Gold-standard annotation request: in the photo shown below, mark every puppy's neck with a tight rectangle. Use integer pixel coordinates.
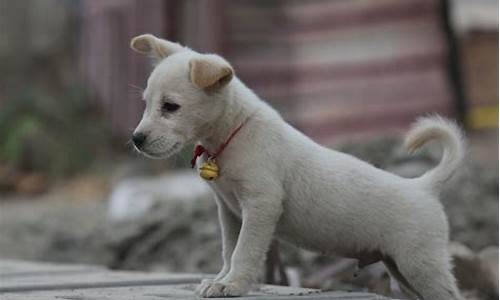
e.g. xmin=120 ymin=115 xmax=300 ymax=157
xmin=201 ymin=107 xmax=249 ymax=154
xmin=200 ymin=83 xmax=256 ymax=153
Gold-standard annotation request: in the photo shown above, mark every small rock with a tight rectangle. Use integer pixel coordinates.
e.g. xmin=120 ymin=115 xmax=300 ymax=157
xmin=15 ymin=173 xmax=47 ymax=195
xmin=107 ymin=170 xmax=211 ymax=222
xmin=450 ymin=242 xmax=499 ymax=299
xmin=478 ymin=246 xmax=499 ymax=294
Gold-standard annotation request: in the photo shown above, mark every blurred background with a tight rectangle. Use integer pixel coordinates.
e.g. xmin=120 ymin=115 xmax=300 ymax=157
xmin=0 ymin=0 xmax=498 ymax=299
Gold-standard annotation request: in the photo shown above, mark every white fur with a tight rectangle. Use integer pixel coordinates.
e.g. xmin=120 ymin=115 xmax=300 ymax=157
xmin=130 ymin=34 xmax=465 ymax=300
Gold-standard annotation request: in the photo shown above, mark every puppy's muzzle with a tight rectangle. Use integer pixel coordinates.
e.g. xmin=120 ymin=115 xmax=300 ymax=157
xmin=132 ymin=132 xmax=147 ymax=149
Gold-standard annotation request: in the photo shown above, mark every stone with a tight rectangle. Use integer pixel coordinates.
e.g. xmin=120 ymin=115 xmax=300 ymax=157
xmin=449 ymin=242 xmax=499 ymax=299
xmin=478 ymin=246 xmax=499 ymax=295
xmin=107 ymin=171 xmax=210 ymax=222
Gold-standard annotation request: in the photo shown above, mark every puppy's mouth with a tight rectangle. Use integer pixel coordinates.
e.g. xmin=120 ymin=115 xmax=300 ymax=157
xmin=140 ymin=142 xmax=182 ymax=159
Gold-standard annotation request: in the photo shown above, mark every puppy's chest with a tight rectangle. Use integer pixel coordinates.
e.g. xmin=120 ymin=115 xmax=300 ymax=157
xmin=196 ymin=153 xmax=251 ymax=217
xmin=210 ymin=179 xmax=243 ymax=217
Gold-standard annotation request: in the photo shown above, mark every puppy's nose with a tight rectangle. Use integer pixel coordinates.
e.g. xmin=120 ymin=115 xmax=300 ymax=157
xmin=132 ymin=133 xmax=147 ymax=148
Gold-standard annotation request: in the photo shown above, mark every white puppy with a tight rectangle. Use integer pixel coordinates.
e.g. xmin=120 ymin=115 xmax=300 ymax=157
xmin=130 ymin=34 xmax=465 ymax=300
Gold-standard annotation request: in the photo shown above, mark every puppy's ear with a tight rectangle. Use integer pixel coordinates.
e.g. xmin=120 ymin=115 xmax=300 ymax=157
xmin=130 ymin=34 xmax=183 ymax=61
xmin=189 ymin=55 xmax=234 ymax=90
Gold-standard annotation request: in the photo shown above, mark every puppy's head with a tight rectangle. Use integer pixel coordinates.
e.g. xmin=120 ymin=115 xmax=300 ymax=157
xmin=130 ymin=34 xmax=234 ymax=159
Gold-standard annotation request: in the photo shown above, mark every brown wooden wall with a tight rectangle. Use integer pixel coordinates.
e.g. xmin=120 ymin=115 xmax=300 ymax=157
xmin=79 ymin=0 xmax=169 ymax=134
xmin=225 ymin=0 xmax=456 ymax=144
xmin=80 ymin=0 xmax=459 ymax=144
xmin=459 ymin=31 xmax=498 ymax=129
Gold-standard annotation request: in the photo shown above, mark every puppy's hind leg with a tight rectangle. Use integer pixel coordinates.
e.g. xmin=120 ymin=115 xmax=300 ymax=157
xmin=393 ymin=248 xmax=463 ymax=300
xmin=383 ymin=257 xmax=422 ymax=299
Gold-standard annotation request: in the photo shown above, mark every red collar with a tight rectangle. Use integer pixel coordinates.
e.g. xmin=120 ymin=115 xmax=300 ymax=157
xmin=191 ymin=117 xmax=250 ymax=168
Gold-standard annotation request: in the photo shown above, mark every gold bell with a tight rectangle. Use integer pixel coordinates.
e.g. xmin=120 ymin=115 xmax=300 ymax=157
xmin=199 ymin=160 xmax=219 ymax=180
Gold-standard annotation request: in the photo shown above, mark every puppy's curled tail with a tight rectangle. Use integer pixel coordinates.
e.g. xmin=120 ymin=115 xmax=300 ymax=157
xmin=404 ymin=116 xmax=465 ymax=193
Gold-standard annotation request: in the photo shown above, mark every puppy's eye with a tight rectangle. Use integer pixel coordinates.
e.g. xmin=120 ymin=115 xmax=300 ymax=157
xmin=161 ymin=102 xmax=180 ymax=113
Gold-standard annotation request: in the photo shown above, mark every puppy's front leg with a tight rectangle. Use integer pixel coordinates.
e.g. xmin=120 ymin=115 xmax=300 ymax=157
xmin=201 ymin=197 xmax=282 ymax=297
xmin=196 ymin=196 xmax=241 ymax=296
xmin=214 ymin=197 xmax=241 ymax=280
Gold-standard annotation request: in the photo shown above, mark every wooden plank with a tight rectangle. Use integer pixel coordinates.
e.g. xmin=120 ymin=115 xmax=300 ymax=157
xmin=0 ymin=284 xmax=390 ymax=300
xmin=0 ymin=260 xmax=396 ymax=299
xmin=0 ymin=270 xmax=204 ymax=293
xmin=0 ymin=259 xmax=104 ymax=277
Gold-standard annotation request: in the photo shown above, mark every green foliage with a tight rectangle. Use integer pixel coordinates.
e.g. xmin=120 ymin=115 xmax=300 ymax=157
xmin=0 ymin=86 xmax=112 ymax=177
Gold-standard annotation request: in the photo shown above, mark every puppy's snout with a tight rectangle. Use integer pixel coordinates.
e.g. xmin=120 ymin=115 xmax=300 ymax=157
xmin=132 ymin=133 xmax=147 ymax=149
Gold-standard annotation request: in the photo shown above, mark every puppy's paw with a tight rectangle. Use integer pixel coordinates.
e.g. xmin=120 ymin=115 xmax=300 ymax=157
xmin=195 ymin=278 xmax=214 ymax=296
xmin=198 ymin=280 xmax=250 ymax=298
